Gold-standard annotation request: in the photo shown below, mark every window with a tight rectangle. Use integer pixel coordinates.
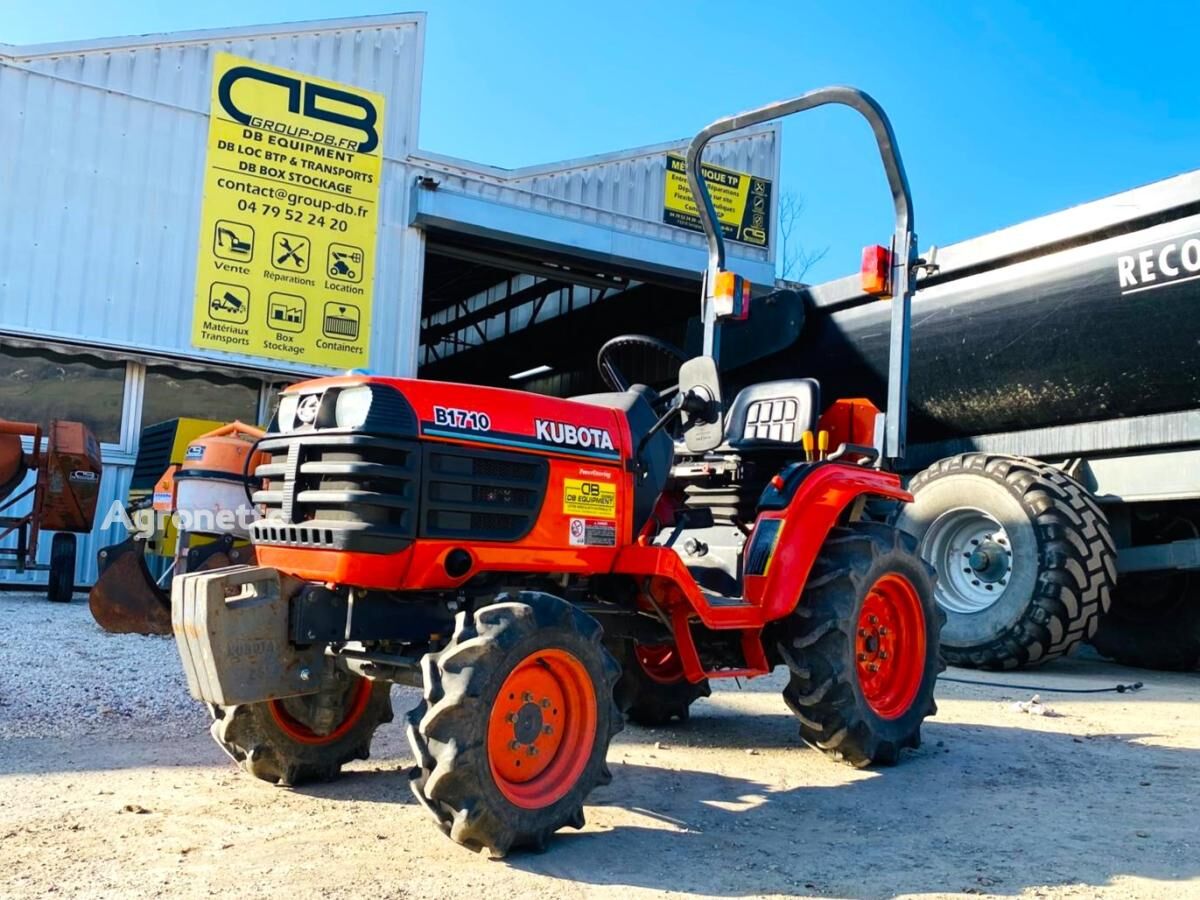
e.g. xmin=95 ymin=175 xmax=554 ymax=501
xmin=0 ymin=345 xmax=126 ymax=443
xmin=141 ymin=366 xmax=262 ymax=429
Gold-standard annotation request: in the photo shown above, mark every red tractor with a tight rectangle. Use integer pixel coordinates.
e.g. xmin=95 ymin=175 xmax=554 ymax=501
xmin=173 ymin=88 xmax=943 ymax=857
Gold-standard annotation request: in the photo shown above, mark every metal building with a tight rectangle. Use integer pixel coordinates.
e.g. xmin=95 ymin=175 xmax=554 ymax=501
xmin=0 ymin=13 xmax=780 ymax=583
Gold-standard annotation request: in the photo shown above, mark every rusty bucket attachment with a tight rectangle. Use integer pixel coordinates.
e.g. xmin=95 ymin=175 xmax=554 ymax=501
xmin=89 ymin=534 xmax=257 ymax=636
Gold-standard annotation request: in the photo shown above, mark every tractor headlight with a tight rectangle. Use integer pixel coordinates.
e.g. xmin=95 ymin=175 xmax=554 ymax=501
xmin=334 ymin=385 xmax=373 ymax=430
xmin=277 ymin=394 xmax=299 ymax=432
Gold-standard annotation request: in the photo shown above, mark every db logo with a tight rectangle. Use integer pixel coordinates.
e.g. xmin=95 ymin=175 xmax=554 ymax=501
xmin=217 ymin=64 xmax=380 ymax=153
xmin=580 ymin=482 xmax=601 ymax=496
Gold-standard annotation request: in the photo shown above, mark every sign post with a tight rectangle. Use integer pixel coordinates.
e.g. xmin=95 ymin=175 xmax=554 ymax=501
xmin=191 ymin=53 xmax=386 ymax=369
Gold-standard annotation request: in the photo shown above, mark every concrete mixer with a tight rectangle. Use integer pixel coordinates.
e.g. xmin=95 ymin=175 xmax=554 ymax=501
xmin=89 ymin=421 xmax=264 ymax=634
xmin=0 ymin=418 xmax=102 ymax=601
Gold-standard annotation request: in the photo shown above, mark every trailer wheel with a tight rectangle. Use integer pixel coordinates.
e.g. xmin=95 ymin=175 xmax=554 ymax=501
xmin=407 ymin=592 xmax=621 ymax=857
xmin=1090 ymin=572 xmax=1199 ymax=671
xmin=896 ymin=454 xmax=1116 ymax=670
xmin=609 ymin=638 xmax=711 ymax=725
xmin=210 ymin=674 xmax=393 ymax=786
xmin=776 ymin=523 xmax=942 ymax=768
xmin=47 ymin=533 xmax=76 ymax=603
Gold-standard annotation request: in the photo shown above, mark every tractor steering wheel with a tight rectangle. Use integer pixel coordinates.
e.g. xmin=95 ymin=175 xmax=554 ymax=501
xmin=596 ymin=334 xmax=688 ymax=412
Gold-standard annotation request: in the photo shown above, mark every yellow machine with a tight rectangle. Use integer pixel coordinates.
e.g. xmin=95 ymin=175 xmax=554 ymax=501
xmin=89 ymin=419 xmax=264 ymax=634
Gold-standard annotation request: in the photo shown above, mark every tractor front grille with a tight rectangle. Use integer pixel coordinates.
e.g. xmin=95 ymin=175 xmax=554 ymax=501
xmin=420 ymin=446 xmax=548 ymax=542
xmin=251 ymin=433 xmax=418 ymax=553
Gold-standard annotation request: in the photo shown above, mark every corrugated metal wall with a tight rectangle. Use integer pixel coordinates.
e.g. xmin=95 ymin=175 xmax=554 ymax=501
xmin=508 ymin=127 xmax=778 ymax=266
xmin=409 ymin=125 xmax=779 ymax=268
xmin=0 ymin=15 xmax=426 ymax=379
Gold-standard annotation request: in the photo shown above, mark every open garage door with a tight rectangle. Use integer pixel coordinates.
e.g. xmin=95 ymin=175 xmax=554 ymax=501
xmin=418 ymin=229 xmax=698 ymax=396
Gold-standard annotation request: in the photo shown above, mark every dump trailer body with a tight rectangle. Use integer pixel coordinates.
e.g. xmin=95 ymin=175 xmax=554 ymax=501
xmin=733 ymin=169 xmax=1200 ymax=462
xmin=717 ymin=168 xmax=1200 ymax=671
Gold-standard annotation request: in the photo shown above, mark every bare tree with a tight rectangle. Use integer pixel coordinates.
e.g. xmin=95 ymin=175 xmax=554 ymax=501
xmin=777 ymin=191 xmax=828 ymax=282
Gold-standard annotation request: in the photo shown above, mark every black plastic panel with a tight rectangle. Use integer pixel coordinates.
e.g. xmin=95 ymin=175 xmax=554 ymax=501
xmin=252 ymin=433 xmax=419 ymax=553
xmin=419 ymin=445 xmax=548 ymax=542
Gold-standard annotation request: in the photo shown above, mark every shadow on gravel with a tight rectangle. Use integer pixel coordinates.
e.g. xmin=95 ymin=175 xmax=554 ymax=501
xmin=510 ymin=721 xmax=1200 ymax=898
xmin=621 ymin=710 xmax=806 ymax=751
xmin=290 ymin=763 xmax=419 ymax=805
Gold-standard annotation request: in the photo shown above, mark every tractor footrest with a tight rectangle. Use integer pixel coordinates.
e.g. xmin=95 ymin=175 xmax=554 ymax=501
xmin=670 ymin=604 xmax=771 ymax=683
xmin=702 ymin=593 xmax=753 ymax=609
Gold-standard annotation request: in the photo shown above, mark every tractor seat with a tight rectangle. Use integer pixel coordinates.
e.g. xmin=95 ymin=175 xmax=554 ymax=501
xmin=569 ymin=387 xmax=672 ymax=533
xmin=723 ymin=379 xmax=821 ymax=450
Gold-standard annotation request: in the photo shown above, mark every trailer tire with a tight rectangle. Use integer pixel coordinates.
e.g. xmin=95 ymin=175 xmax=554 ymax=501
xmin=776 ymin=523 xmax=943 ymax=768
xmin=47 ymin=533 xmax=76 ymax=603
xmin=1090 ymin=574 xmax=1200 ymax=671
xmin=407 ymin=592 xmax=622 ymax=857
xmin=210 ymin=675 xmax=393 ymax=786
xmin=896 ymin=454 xmax=1116 ymax=670
xmin=609 ymin=638 xmax=711 ymax=725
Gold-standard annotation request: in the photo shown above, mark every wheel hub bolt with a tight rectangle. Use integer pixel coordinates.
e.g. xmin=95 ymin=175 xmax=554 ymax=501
xmin=543 ymin=724 xmax=554 ymax=735
xmin=527 ymin=745 xmax=539 ymax=757
xmin=541 ymin=698 xmax=551 ymax=709
xmin=879 ymin=651 xmax=889 ymax=660
xmin=879 ymin=626 xmax=889 ymax=636
xmin=509 ymin=740 xmax=521 ymax=751
xmin=869 ymin=615 xmax=879 ymax=625
xmin=523 ymin=692 xmax=534 ymax=702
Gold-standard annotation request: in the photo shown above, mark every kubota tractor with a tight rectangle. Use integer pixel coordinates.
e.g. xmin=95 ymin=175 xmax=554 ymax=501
xmin=172 ymin=88 xmax=943 ymax=857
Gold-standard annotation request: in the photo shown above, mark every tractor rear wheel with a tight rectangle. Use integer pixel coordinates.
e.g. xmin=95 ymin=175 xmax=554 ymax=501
xmin=407 ymin=592 xmax=622 ymax=857
xmin=610 ymin=638 xmax=711 ymax=725
xmin=776 ymin=523 xmax=942 ymax=768
xmin=210 ymin=673 xmax=393 ymax=786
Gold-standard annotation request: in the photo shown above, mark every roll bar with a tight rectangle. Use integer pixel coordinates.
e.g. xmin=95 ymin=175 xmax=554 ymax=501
xmin=683 ymin=86 xmax=917 ymax=460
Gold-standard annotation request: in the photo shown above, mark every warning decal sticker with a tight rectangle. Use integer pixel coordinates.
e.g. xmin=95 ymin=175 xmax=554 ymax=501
xmin=569 ymin=517 xmax=617 ymax=547
xmin=191 ymin=53 xmax=385 ymax=368
xmin=563 ymin=478 xmax=617 ymax=519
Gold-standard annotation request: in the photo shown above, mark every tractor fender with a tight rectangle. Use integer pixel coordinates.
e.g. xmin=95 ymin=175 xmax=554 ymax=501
xmin=743 ymin=463 xmax=911 ymax=622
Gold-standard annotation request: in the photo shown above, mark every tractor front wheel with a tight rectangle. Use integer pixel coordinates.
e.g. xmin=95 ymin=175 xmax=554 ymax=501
xmin=776 ymin=523 xmax=943 ymax=767
xmin=610 ymin=638 xmax=711 ymax=725
xmin=210 ymin=673 xmax=394 ymax=786
xmin=407 ymin=592 xmax=622 ymax=857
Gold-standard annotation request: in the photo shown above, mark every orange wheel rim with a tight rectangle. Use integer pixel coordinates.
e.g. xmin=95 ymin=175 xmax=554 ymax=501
xmin=856 ymin=573 xmax=926 ymax=720
xmin=634 ymin=643 xmax=685 ymax=685
xmin=487 ymin=649 xmax=597 ymax=810
xmin=268 ymin=677 xmax=373 ymax=745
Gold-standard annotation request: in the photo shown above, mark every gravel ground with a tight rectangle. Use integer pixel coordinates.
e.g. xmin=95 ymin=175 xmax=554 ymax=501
xmin=1 ymin=590 xmax=1199 ymax=899
xmin=0 ymin=592 xmax=205 ymax=740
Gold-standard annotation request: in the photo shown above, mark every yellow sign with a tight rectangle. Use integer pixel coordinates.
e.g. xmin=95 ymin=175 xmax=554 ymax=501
xmin=192 ymin=53 xmax=385 ymax=368
xmin=563 ymin=478 xmax=616 ymax=519
xmin=662 ymin=154 xmax=772 ymax=247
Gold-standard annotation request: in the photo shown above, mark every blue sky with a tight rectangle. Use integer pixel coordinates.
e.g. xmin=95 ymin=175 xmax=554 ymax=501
xmin=6 ymin=1 xmax=1198 ymax=282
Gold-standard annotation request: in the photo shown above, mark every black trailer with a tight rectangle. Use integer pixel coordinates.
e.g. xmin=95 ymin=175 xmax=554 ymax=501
xmin=720 ymin=169 xmax=1200 ymax=671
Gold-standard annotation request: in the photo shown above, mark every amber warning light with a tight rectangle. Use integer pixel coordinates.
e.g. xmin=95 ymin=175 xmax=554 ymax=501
xmin=861 ymin=245 xmax=892 ymax=297
xmin=713 ymin=270 xmax=751 ymax=320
